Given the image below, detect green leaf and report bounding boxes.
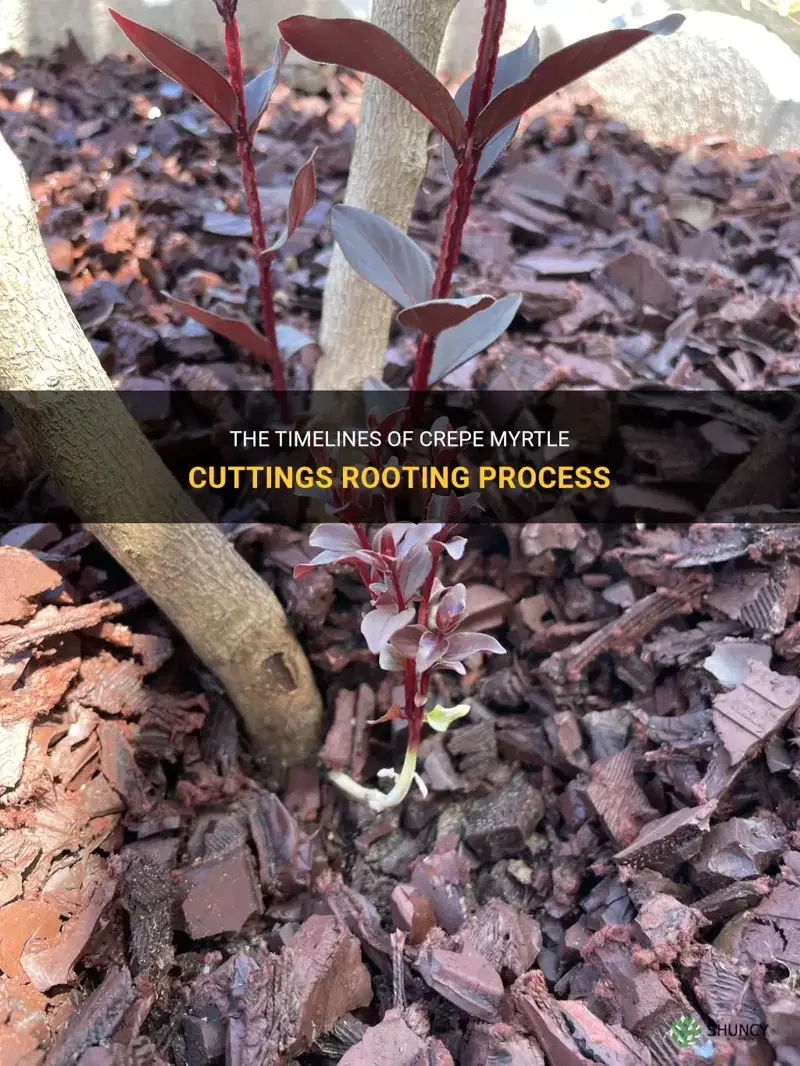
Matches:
[423,703,471,733]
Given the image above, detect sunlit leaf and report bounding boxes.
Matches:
[428,293,522,385]
[109,10,237,129]
[164,295,275,362]
[263,150,318,256]
[279,16,466,149]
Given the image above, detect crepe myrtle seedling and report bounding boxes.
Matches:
[296,521,505,810]
[280,2,684,390]
[109,0,320,422]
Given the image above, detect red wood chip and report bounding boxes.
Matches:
[0,548,64,625]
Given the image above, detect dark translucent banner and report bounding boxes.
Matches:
[1,390,798,524]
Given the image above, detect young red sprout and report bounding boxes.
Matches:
[279,3,684,391]
[108,0,319,421]
[295,522,505,810]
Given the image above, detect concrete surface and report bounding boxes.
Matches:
[2,0,800,149]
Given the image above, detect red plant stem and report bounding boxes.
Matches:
[353,524,371,550]
[409,0,506,395]
[417,546,442,629]
[404,658,420,743]
[223,15,289,420]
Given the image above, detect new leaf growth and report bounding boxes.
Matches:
[296,523,504,810]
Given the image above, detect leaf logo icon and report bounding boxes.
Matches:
[670,1015,702,1048]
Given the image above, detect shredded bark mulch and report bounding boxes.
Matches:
[1,39,800,1066]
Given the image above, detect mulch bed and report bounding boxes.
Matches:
[1,38,800,1066]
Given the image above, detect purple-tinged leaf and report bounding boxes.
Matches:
[428,293,522,385]
[434,584,467,634]
[396,523,444,559]
[361,606,415,655]
[443,26,540,181]
[278,16,466,150]
[109,10,237,130]
[263,150,318,256]
[376,522,410,552]
[473,15,685,146]
[332,205,434,308]
[397,295,495,335]
[398,544,432,602]
[293,547,380,578]
[309,524,362,552]
[164,295,275,363]
[417,631,447,674]
[443,536,467,559]
[390,625,425,659]
[245,39,289,135]
[445,632,506,660]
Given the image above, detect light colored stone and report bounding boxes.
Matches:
[441,2,800,151]
[579,9,800,150]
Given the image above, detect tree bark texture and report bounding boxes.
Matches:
[315,0,460,391]
[0,132,321,782]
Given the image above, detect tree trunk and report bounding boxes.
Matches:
[0,132,321,783]
[315,0,460,391]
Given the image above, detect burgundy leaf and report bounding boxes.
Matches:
[164,295,275,362]
[244,38,289,135]
[278,16,466,149]
[473,15,685,146]
[397,295,496,335]
[332,205,434,308]
[443,26,540,181]
[429,293,521,385]
[445,632,506,660]
[263,150,318,256]
[362,607,416,655]
[109,10,237,129]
